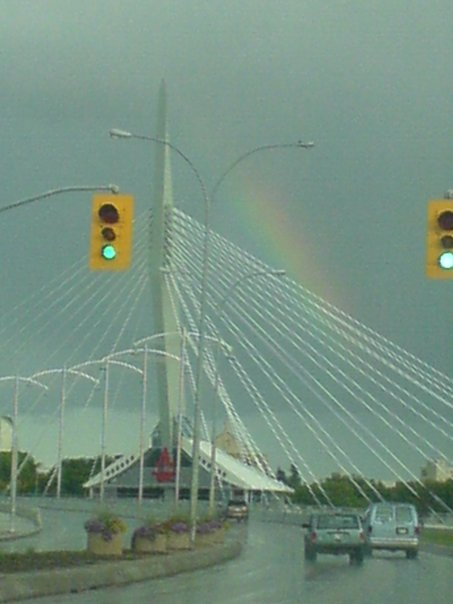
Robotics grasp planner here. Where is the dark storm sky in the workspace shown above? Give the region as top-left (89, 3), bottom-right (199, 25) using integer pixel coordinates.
top-left (0, 0), bottom-right (452, 465)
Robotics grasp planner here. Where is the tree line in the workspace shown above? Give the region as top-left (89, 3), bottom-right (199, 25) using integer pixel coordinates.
top-left (276, 465), bottom-right (453, 516)
top-left (0, 451), bottom-right (117, 497)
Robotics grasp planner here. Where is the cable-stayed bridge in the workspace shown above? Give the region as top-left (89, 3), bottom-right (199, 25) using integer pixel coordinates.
top-left (1, 200), bottom-right (453, 510)
top-left (1, 84), bottom-right (452, 514)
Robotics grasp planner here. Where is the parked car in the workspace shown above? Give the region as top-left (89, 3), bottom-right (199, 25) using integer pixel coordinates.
top-left (226, 499), bottom-right (249, 521)
top-left (362, 502), bottom-right (420, 558)
top-left (303, 512), bottom-right (366, 564)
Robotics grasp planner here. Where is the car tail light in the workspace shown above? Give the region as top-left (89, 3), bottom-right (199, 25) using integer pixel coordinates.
top-left (415, 526), bottom-right (420, 535)
top-left (359, 530), bottom-right (365, 542)
top-left (310, 531), bottom-right (317, 543)
top-left (368, 526), bottom-right (372, 534)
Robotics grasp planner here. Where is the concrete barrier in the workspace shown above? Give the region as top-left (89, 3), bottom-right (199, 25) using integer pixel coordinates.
top-left (0, 539), bottom-right (243, 602)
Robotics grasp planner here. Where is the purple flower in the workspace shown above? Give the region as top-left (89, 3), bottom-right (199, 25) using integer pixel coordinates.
top-left (84, 513), bottom-right (126, 542)
top-left (133, 523), bottom-right (165, 541)
top-left (84, 519), bottom-right (104, 534)
top-left (170, 522), bottom-right (188, 534)
top-left (196, 523), bottom-right (213, 535)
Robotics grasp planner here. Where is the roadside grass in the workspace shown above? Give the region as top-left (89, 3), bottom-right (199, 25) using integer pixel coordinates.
top-left (421, 527), bottom-right (453, 547)
top-left (0, 549), bottom-right (143, 573)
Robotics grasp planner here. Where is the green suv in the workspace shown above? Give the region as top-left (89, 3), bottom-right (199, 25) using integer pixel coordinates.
top-left (303, 512), bottom-right (366, 564)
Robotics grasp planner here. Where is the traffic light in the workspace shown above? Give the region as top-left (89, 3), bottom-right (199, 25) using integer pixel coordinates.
top-left (426, 199), bottom-right (453, 279)
top-left (89, 193), bottom-right (134, 271)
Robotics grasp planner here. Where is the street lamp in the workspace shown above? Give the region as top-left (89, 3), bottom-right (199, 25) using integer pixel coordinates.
top-left (133, 332), bottom-right (188, 508)
top-left (110, 127), bottom-right (314, 542)
top-left (207, 268), bottom-right (286, 515)
top-left (0, 375), bottom-right (48, 531)
top-left (0, 184), bottom-right (119, 215)
top-left (31, 363), bottom-right (99, 499)
top-left (99, 354), bottom-right (144, 502)
top-left (104, 345), bottom-right (185, 505)
top-left (129, 343), bottom-right (185, 506)
top-left (133, 331), bottom-right (231, 509)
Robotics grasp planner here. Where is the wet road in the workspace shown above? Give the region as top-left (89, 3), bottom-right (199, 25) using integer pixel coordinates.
top-left (18, 520), bottom-right (452, 604)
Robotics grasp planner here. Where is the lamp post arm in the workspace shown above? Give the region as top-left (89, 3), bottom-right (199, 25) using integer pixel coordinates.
top-left (210, 141), bottom-right (314, 201)
top-left (110, 130), bottom-right (209, 212)
top-left (0, 184), bottom-right (119, 215)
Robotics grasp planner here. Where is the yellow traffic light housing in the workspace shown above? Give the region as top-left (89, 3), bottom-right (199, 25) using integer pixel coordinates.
top-left (89, 193), bottom-right (134, 271)
top-left (427, 199), bottom-right (453, 279)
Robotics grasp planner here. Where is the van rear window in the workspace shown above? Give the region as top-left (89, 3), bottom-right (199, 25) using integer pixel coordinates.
top-left (375, 507), bottom-right (393, 522)
top-left (317, 515), bottom-right (359, 529)
top-left (395, 507), bottom-right (413, 523)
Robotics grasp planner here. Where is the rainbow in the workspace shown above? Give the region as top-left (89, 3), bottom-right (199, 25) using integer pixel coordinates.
top-left (223, 176), bottom-right (348, 311)
top-left (226, 177), bottom-right (320, 284)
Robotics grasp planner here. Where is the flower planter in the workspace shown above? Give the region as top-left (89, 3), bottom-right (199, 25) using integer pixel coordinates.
top-left (133, 533), bottom-right (168, 554)
top-left (87, 532), bottom-right (123, 556)
top-left (195, 531), bottom-right (216, 547)
top-left (167, 531), bottom-right (191, 550)
top-left (211, 527), bottom-right (226, 544)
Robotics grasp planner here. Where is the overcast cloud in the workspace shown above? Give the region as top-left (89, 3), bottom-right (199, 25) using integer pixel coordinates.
top-left (0, 1), bottom-right (452, 470)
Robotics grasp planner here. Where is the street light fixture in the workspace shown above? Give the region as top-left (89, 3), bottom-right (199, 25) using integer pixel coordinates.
top-left (110, 126), bottom-right (313, 542)
top-left (207, 268), bottom-right (286, 515)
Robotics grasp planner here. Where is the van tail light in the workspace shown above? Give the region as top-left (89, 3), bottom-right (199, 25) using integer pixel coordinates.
top-left (415, 526), bottom-right (420, 535)
top-left (310, 531), bottom-right (317, 543)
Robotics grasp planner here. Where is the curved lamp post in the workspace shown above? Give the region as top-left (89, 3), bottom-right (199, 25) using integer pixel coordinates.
top-left (98, 354), bottom-right (146, 502)
top-left (103, 346), bottom-right (188, 505)
top-left (207, 268), bottom-right (286, 515)
top-left (133, 331), bottom-right (229, 508)
top-left (0, 184), bottom-right (119, 215)
top-left (133, 333), bottom-right (187, 507)
top-left (0, 375), bottom-right (48, 531)
top-left (110, 127), bottom-right (314, 541)
top-left (31, 364), bottom-right (100, 499)
top-left (117, 344), bottom-right (186, 505)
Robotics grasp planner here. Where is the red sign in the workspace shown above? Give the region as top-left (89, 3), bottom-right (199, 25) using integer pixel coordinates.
top-left (152, 447), bottom-right (175, 483)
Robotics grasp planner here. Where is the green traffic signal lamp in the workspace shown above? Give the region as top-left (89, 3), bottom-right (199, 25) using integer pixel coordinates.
top-left (438, 251), bottom-right (453, 270)
top-left (101, 244), bottom-right (117, 260)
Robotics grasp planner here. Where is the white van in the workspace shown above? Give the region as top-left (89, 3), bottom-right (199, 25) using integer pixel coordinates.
top-left (363, 502), bottom-right (420, 558)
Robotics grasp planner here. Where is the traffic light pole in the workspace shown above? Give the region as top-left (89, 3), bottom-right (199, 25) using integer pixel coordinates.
top-left (0, 185), bottom-right (119, 215)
